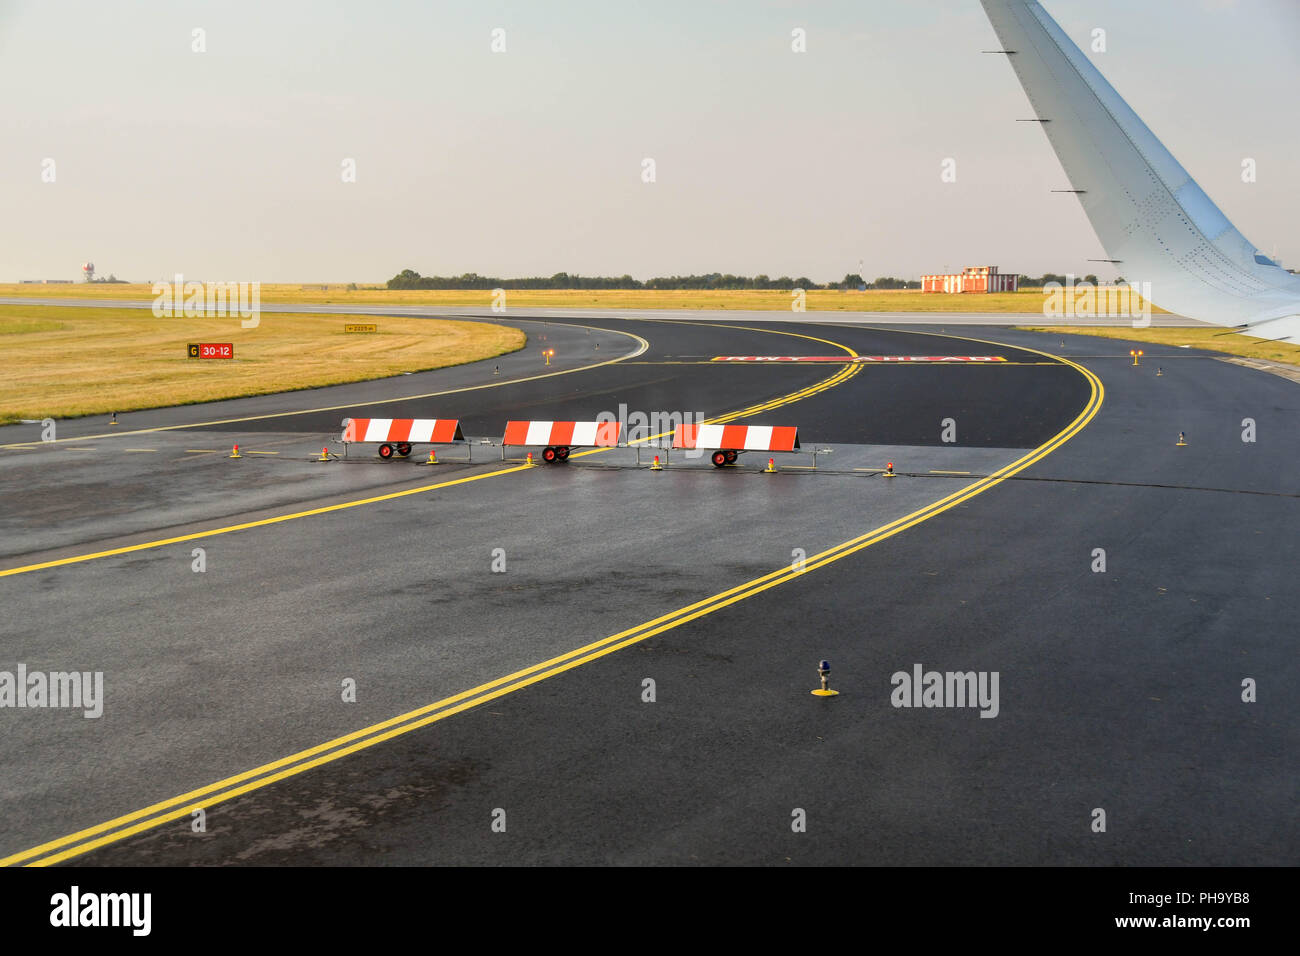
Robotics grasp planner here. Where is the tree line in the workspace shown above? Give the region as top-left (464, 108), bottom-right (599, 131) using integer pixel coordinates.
top-left (388, 269), bottom-right (927, 291)
top-left (388, 269), bottom-right (1108, 291)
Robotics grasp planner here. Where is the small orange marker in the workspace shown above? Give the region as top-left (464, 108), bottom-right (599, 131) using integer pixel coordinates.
top-left (229, 444), bottom-right (241, 458)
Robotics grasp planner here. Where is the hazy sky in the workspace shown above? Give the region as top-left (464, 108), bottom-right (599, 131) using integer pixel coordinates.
top-left (3, 0), bottom-right (1297, 283)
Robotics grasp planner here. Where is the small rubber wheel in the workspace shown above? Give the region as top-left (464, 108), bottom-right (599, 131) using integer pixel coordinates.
top-left (378, 443), bottom-right (394, 460)
top-left (396, 442), bottom-right (412, 457)
top-left (724, 449), bottom-right (738, 464)
top-left (711, 450), bottom-right (728, 468)
top-left (542, 446), bottom-right (558, 463)
top-left (555, 445), bottom-right (570, 461)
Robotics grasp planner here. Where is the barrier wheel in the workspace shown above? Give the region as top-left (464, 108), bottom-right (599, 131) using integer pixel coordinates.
top-left (396, 442), bottom-right (412, 457)
top-left (724, 449), bottom-right (738, 464)
top-left (378, 443), bottom-right (394, 460)
top-left (542, 446), bottom-right (558, 463)
top-left (711, 450), bottom-right (728, 468)
top-left (556, 445), bottom-right (570, 461)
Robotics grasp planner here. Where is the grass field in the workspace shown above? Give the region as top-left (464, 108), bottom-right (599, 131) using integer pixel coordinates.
top-left (1022, 325), bottom-right (1300, 366)
top-left (0, 304), bottom-right (524, 425)
top-left (0, 283), bottom-right (1167, 314)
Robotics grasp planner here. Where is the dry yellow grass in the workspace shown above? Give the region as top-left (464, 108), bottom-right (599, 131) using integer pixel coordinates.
top-left (0, 304), bottom-right (524, 424)
top-left (1022, 325), bottom-right (1300, 366)
top-left (0, 282), bottom-right (1165, 314)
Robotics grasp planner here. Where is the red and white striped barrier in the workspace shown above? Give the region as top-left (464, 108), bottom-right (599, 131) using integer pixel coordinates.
top-left (501, 420), bottom-right (622, 463)
top-left (502, 421), bottom-right (621, 448)
top-left (672, 423), bottom-right (800, 452)
top-left (340, 418), bottom-right (467, 460)
top-left (673, 423), bottom-right (803, 468)
top-left (342, 418), bottom-right (465, 444)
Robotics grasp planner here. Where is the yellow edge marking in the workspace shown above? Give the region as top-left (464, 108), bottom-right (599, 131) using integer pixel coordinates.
top-left (183, 449), bottom-right (221, 454)
top-left (929, 470), bottom-right (971, 475)
top-left (243, 450), bottom-right (279, 455)
top-left (0, 324), bottom-right (651, 450)
top-left (4, 333), bottom-right (1099, 867)
top-left (122, 448), bottom-right (157, 452)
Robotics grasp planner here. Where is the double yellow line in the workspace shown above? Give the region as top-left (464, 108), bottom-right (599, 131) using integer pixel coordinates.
top-left (2, 328), bottom-right (1100, 866)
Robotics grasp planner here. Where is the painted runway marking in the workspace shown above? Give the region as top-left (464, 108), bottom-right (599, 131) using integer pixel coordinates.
top-left (0, 334), bottom-right (1103, 867)
top-left (711, 355), bottom-right (1008, 363)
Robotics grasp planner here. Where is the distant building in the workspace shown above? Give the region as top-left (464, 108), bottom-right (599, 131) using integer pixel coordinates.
top-left (921, 266), bottom-right (1018, 293)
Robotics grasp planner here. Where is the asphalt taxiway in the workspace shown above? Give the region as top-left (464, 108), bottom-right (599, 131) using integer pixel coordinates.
top-left (0, 314), bottom-right (1293, 866)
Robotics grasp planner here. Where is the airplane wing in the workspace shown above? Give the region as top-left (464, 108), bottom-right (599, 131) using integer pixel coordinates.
top-left (979, 0), bottom-right (1300, 341)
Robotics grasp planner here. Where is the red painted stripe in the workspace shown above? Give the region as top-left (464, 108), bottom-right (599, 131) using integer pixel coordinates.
top-left (672, 423), bottom-right (698, 449)
top-left (502, 421), bottom-right (530, 445)
top-left (720, 425), bottom-right (747, 449)
top-left (387, 419), bottom-right (413, 442)
top-left (550, 421), bottom-right (576, 446)
top-left (431, 419), bottom-right (458, 443)
top-left (769, 426), bottom-right (798, 451)
top-left (594, 421), bottom-right (620, 446)
top-left (343, 418), bottom-right (367, 443)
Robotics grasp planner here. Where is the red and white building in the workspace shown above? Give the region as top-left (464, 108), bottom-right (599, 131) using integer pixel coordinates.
top-left (921, 265), bottom-right (1018, 294)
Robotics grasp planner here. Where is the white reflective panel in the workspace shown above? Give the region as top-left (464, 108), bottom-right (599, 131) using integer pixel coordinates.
top-left (525, 421), bottom-right (554, 446)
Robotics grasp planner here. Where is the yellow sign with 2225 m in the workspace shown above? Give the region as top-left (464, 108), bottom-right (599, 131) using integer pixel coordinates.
top-left (344, 324), bottom-right (378, 333)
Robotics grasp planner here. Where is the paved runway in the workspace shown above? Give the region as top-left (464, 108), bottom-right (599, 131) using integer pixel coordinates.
top-left (0, 313), bottom-right (1293, 866)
